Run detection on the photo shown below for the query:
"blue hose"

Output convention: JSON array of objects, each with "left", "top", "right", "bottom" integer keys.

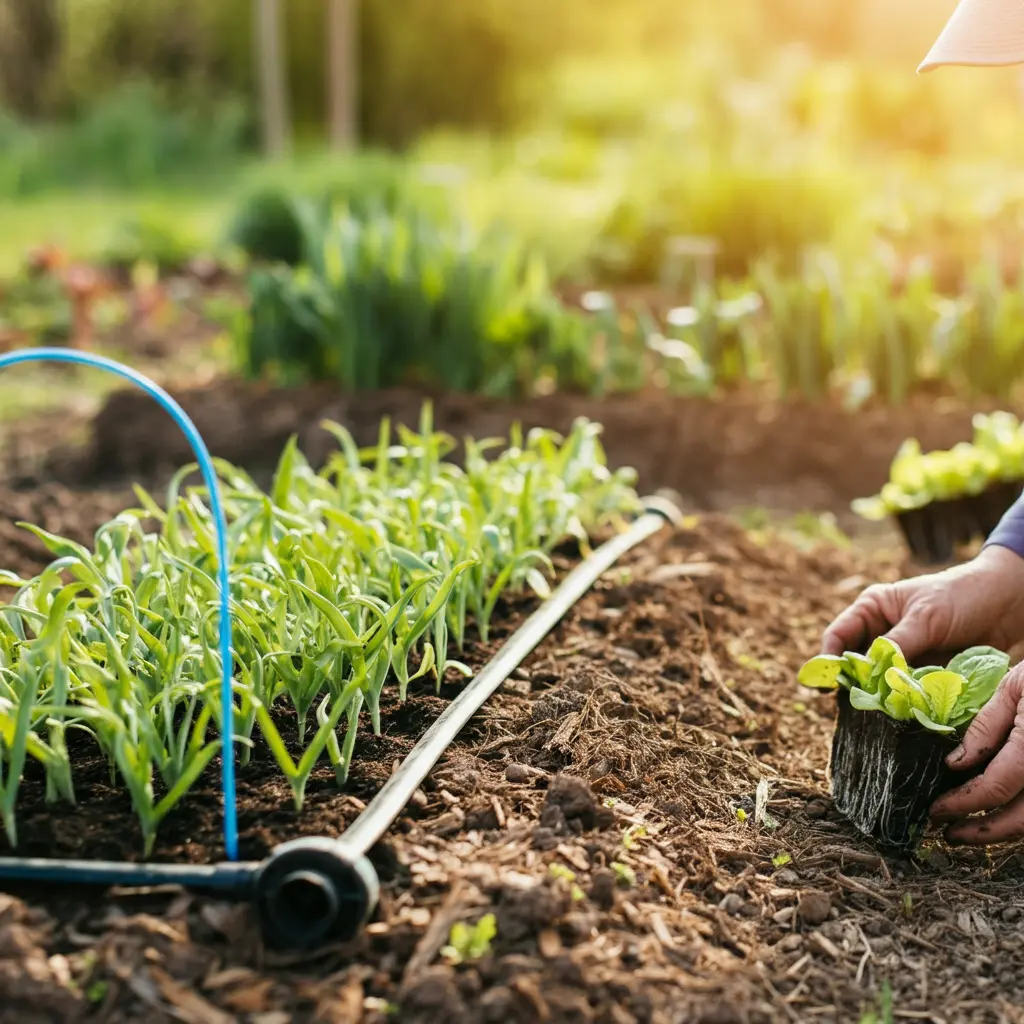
[{"left": 0, "top": 348, "right": 239, "bottom": 862}]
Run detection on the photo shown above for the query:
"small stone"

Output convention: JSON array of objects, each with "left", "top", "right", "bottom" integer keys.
[
  {"left": 862, "top": 917, "right": 895, "bottom": 937},
  {"left": 1002, "top": 907, "right": 1021, "bottom": 923},
  {"left": 531, "top": 827, "right": 559, "bottom": 851},
  {"left": 502, "top": 677, "right": 531, "bottom": 697},
  {"left": 718, "top": 893, "right": 745, "bottom": 916},
  {"left": 775, "top": 869, "right": 799, "bottom": 886},
  {"left": 778, "top": 934, "right": 803, "bottom": 953},
  {"left": 562, "top": 911, "right": 598, "bottom": 941},
  {"left": 773, "top": 907, "right": 795, "bottom": 925},
  {"left": 797, "top": 891, "right": 831, "bottom": 926},
  {"left": 464, "top": 806, "right": 500, "bottom": 831},
  {"left": 589, "top": 870, "right": 617, "bottom": 910},
  {"left": 538, "top": 929, "right": 562, "bottom": 958},
  {"left": 505, "top": 763, "right": 539, "bottom": 784}
]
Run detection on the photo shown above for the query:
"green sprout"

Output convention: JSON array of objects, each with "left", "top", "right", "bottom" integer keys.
[
  {"left": 854, "top": 412, "right": 1024, "bottom": 521},
  {"left": 441, "top": 913, "right": 497, "bottom": 964},
  {"left": 611, "top": 862, "right": 637, "bottom": 888},
  {"left": 622, "top": 824, "right": 647, "bottom": 850},
  {"left": 0, "top": 410, "right": 640, "bottom": 853}
]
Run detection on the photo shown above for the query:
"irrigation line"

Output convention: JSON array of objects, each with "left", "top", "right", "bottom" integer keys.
[
  {"left": 254, "top": 496, "right": 680, "bottom": 949},
  {"left": 342, "top": 496, "right": 680, "bottom": 856},
  {"left": 0, "top": 349, "right": 239, "bottom": 861},
  {"left": 0, "top": 475, "right": 679, "bottom": 949}
]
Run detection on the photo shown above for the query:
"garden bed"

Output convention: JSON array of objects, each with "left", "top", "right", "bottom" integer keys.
[
  {"left": 5, "top": 375, "right": 1019, "bottom": 535},
  {"left": 4, "top": 505, "right": 1024, "bottom": 1023}
]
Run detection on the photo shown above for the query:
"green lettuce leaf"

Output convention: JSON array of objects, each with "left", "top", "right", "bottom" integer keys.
[
  {"left": 798, "top": 654, "right": 847, "bottom": 690},
  {"left": 867, "top": 637, "right": 908, "bottom": 696},
  {"left": 946, "top": 646, "right": 1010, "bottom": 715},
  {"left": 842, "top": 652, "right": 874, "bottom": 689},
  {"left": 917, "top": 670, "right": 963, "bottom": 725},
  {"left": 884, "top": 667, "right": 930, "bottom": 715},
  {"left": 911, "top": 707, "right": 956, "bottom": 735},
  {"left": 849, "top": 687, "right": 885, "bottom": 712},
  {"left": 884, "top": 691, "right": 913, "bottom": 720}
]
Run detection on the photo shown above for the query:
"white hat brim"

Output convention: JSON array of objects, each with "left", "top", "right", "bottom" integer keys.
[{"left": 919, "top": 0, "right": 1024, "bottom": 73}]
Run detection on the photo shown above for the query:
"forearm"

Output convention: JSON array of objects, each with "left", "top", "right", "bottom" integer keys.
[{"left": 985, "top": 495, "right": 1024, "bottom": 561}]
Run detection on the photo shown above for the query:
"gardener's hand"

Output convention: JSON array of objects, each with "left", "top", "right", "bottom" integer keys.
[
  {"left": 821, "top": 545, "right": 1024, "bottom": 664},
  {"left": 931, "top": 663, "right": 1024, "bottom": 845}
]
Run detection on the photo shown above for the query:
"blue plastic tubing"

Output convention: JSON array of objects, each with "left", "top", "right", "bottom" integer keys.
[{"left": 0, "top": 349, "right": 239, "bottom": 861}]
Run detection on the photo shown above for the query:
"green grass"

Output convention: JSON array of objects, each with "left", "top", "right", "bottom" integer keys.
[{"left": 0, "top": 195, "right": 227, "bottom": 276}]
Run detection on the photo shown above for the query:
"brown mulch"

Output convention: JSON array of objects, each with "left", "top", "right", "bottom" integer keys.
[{"left": 3, "top": 512, "right": 1024, "bottom": 1023}]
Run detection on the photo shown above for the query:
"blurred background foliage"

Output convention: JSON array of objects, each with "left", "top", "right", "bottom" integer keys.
[{"left": 5, "top": 0, "right": 1024, "bottom": 406}]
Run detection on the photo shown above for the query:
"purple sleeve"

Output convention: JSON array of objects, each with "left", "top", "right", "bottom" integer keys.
[{"left": 985, "top": 496, "right": 1024, "bottom": 559}]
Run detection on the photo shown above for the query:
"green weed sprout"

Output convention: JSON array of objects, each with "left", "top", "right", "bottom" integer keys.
[{"left": 441, "top": 914, "right": 497, "bottom": 964}]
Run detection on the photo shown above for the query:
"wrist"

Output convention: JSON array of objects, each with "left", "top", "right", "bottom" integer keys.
[
  {"left": 976, "top": 545, "right": 1024, "bottom": 645},
  {"left": 976, "top": 543, "right": 1024, "bottom": 580}
]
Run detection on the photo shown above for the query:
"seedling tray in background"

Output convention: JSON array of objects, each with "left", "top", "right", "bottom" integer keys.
[{"left": 895, "top": 479, "right": 1023, "bottom": 564}]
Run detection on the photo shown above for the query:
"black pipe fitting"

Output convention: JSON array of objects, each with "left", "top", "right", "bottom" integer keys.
[{"left": 255, "top": 837, "right": 380, "bottom": 950}]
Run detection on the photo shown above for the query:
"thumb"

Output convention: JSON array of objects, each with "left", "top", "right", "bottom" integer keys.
[
  {"left": 949, "top": 664, "right": 1024, "bottom": 770},
  {"left": 881, "top": 609, "right": 933, "bottom": 664}
]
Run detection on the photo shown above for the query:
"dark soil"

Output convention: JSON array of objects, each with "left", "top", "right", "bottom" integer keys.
[
  {"left": 3, "top": 510, "right": 1024, "bottom": 1023},
  {"left": 3, "top": 377, "right": 1015, "bottom": 531}
]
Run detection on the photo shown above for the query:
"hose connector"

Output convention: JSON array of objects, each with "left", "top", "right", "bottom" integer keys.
[{"left": 255, "top": 837, "right": 380, "bottom": 950}]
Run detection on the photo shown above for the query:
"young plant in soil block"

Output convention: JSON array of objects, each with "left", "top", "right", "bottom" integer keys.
[{"left": 799, "top": 638, "right": 1010, "bottom": 851}]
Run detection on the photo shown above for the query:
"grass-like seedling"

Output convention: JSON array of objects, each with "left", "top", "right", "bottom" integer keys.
[{"left": 0, "top": 408, "right": 639, "bottom": 854}]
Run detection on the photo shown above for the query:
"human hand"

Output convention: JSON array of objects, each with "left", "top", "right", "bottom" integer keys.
[
  {"left": 822, "top": 545, "right": 1024, "bottom": 664},
  {"left": 931, "top": 663, "right": 1024, "bottom": 844}
]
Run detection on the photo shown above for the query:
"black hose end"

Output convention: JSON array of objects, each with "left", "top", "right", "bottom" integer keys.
[{"left": 255, "top": 837, "right": 379, "bottom": 950}]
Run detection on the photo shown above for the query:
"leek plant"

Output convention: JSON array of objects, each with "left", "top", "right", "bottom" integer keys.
[
  {"left": 237, "top": 208, "right": 598, "bottom": 397},
  {"left": 0, "top": 409, "right": 639, "bottom": 852}
]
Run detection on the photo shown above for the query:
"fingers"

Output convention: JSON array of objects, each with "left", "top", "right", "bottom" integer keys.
[
  {"left": 947, "top": 665, "right": 1024, "bottom": 770},
  {"left": 944, "top": 791, "right": 1024, "bottom": 846},
  {"left": 822, "top": 584, "right": 901, "bottom": 656},
  {"left": 881, "top": 613, "right": 934, "bottom": 664},
  {"left": 932, "top": 692, "right": 1024, "bottom": 824}
]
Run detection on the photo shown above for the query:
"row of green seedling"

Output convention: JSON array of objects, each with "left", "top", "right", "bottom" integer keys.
[
  {"left": 237, "top": 201, "right": 1024, "bottom": 405},
  {"left": 0, "top": 408, "right": 640, "bottom": 854}
]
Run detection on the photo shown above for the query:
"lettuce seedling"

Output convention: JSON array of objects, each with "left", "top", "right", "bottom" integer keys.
[
  {"left": 799, "top": 639, "right": 1008, "bottom": 734},
  {"left": 853, "top": 414, "right": 1024, "bottom": 523}
]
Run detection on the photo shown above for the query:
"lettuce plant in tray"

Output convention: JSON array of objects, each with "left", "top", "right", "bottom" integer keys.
[
  {"left": 800, "top": 637, "right": 1010, "bottom": 850},
  {"left": 853, "top": 413, "right": 1024, "bottom": 564}
]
